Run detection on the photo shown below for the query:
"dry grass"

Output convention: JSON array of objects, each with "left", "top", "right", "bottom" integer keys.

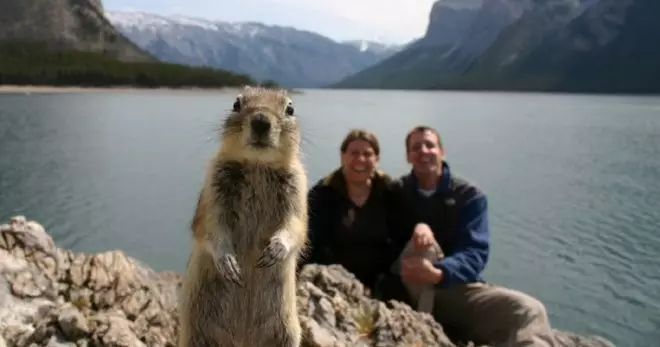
[
  {"left": 70, "top": 296, "right": 91, "bottom": 311},
  {"left": 353, "top": 301, "right": 378, "bottom": 339},
  {"left": 353, "top": 301, "right": 427, "bottom": 347}
]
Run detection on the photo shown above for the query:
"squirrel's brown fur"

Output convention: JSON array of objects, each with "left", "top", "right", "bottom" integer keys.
[{"left": 179, "top": 86, "right": 308, "bottom": 347}]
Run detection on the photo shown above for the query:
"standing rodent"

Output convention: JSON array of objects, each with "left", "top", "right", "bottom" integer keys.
[
  {"left": 178, "top": 86, "right": 309, "bottom": 347},
  {"left": 390, "top": 224, "right": 444, "bottom": 313}
]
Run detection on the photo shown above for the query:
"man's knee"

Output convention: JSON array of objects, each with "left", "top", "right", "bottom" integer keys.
[
  {"left": 462, "top": 285, "right": 555, "bottom": 346},
  {"left": 504, "top": 288, "right": 550, "bottom": 325}
]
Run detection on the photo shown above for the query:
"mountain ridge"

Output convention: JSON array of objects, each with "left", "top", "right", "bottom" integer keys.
[
  {"left": 331, "top": 0, "right": 525, "bottom": 89},
  {"left": 437, "top": 0, "right": 658, "bottom": 94},
  {"left": 331, "top": 0, "right": 659, "bottom": 94},
  {"left": 107, "top": 10, "right": 401, "bottom": 88}
]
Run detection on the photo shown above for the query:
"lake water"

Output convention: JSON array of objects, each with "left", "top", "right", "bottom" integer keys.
[{"left": 0, "top": 89, "right": 659, "bottom": 346}]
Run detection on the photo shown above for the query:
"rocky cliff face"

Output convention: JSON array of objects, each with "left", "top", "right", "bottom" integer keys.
[
  {"left": 0, "top": 216, "right": 616, "bottom": 347},
  {"left": 107, "top": 11, "right": 401, "bottom": 88},
  {"left": 336, "top": 0, "right": 659, "bottom": 93},
  {"left": 458, "top": 0, "right": 592, "bottom": 72},
  {"left": 331, "top": 0, "right": 524, "bottom": 89},
  {"left": 420, "top": 0, "right": 485, "bottom": 47},
  {"left": 333, "top": 0, "right": 660, "bottom": 93},
  {"left": 0, "top": 0, "right": 152, "bottom": 62},
  {"left": 441, "top": 0, "right": 659, "bottom": 93}
]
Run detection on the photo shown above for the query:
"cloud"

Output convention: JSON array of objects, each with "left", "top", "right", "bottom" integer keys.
[
  {"left": 104, "top": 0, "right": 436, "bottom": 43},
  {"left": 270, "top": 0, "right": 435, "bottom": 42},
  {"left": 277, "top": 0, "right": 434, "bottom": 29}
]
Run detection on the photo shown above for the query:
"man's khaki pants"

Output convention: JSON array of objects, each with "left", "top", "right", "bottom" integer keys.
[
  {"left": 393, "top": 238, "right": 558, "bottom": 347},
  {"left": 430, "top": 282, "right": 558, "bottom": 347}
]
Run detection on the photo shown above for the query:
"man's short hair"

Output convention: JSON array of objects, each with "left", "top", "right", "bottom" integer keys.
[
  {"left": 340, "top": 129, "right": 381, "bottom": 156},
  {"left": 405, "top": 125, "right": 443, "bottom": 152}
]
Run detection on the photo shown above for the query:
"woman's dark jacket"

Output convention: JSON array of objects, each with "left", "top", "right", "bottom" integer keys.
[{"left": 300, "top": 168, "right": 407, "bottom": 295}]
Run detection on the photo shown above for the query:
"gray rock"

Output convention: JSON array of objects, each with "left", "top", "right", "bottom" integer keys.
[
  {"left": 57, "top": 304, "right": 90, "bottom": 340},
  {"left": 0, "top": 216, "right": 615, "bottom": 347}
]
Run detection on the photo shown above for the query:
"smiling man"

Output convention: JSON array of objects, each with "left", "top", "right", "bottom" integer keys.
[{"left": 389, "top": 125, "right": 559, "bottom": 347}]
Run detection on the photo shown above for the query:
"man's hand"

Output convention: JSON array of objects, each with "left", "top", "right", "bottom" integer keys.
[
  {"left": 401, "top": 256, "right": 443, "bottom": 285},
  {"left": 412, "top": 223, "right": 435, "bottom": 251}
]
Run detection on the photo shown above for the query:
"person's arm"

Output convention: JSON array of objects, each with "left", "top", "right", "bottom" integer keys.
[
  {"left": 302, "top": 184, "right": 335, "bottom": 266},
  {"left": 433, "top": 193, "right": 490, "bottom": 288},
  {"left": 383, "top": 180, "right": 415, "bottom": 268}
]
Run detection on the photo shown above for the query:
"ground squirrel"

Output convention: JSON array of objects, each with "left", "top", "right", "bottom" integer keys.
[{"left": 178, "top": 86, "right": 308, "bottom": 347}]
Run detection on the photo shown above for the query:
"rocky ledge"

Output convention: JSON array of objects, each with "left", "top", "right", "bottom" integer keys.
[{"left": 0, "top": 216, "right": 614, "bottom": 347}]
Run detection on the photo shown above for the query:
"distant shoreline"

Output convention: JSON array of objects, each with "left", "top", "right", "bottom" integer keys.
[
  {"left": 0, "top": 84, "right": 244, "bottom": 94},
  {"left": 0, "top": 85, "right": 303, "bottom": 95}
]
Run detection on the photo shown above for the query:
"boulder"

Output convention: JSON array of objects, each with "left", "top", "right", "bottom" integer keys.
[{"left": 0, "top": 216, "right": 614, "bottom": 347}]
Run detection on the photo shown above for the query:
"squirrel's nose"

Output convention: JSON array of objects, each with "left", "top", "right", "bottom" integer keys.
[{"left": 250, "top": 114, "right": 271, "bottom": 136}]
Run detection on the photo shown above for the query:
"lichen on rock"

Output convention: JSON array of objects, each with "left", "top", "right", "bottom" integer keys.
[{"left": 1, "top": 216, "right": 615, "bottom": 347}]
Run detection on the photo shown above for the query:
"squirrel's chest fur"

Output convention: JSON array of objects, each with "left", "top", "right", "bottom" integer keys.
[{"left": 211, "top": 160, "right": 300, "bottom": 249}]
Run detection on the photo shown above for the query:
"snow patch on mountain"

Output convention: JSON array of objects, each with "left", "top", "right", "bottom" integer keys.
[{"left": 106, "top": 10, "right": 402, "bottom": 87}]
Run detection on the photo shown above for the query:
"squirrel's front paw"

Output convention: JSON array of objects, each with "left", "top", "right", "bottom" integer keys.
[
  {"left": 256, "top": 236, "right": 288, "bottom": 268},
  {"left": 214, "top": 253, "right": 244, "bottom": 286}
]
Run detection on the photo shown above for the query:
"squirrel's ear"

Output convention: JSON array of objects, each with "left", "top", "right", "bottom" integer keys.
[{"left": 233, "top": 95, "right": 242, "bottom": 112}]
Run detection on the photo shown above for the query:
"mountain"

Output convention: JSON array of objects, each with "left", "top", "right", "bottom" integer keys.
[
  {"left": 0, "top": 0, "right": 152, "bottom": 62},
  {"left": 333, "top": 0, "right": 659, "bottom": 94},
  {"left": 452, "top": 0, "right": 596, "bottom": 71},
  {"left": 0, "top": 0, "right": 256, "bottom": 89},
  {"left": 442, "top": 0, "right": 659, "bottom": 93},
  {"left": 332, "top": 0, "right": 527, "bottom": 89},
  {"left": 106, "top": 11, "right": 401, "bottom": 88}
]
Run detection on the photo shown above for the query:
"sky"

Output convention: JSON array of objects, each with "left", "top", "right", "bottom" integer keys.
[{"left": 104, "top": 0, "right": 437, "bottom": 44}]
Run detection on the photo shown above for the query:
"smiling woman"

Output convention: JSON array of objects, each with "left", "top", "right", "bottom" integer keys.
[
  {"left": 301, "top": 129, "right": 405, "bottom": 299},
  {"left": 339, "top": 129, "right": 381, "bottom": 205}
]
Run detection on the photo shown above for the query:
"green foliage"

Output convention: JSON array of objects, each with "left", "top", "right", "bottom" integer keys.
[{"left": 0, "top": 41, "right": 256, "bottom": 88}]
